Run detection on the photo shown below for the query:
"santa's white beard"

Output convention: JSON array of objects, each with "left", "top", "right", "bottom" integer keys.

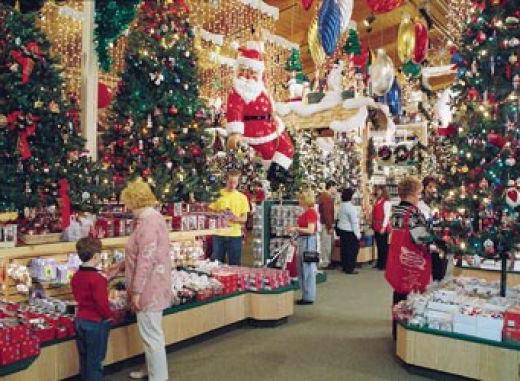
[{"left": 233, "top": 76, "right": 265, "bottom": 104}]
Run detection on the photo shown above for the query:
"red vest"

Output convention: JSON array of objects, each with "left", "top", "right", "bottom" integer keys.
[{"left": 372, "top": 197, "right": 390, "bottom": 233}]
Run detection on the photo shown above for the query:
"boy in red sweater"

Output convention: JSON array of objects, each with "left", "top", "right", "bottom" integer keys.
[{"left": 71, "top": 237, "right": 112, "bottom": 381}]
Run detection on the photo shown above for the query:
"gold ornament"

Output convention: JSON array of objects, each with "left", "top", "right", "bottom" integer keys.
[
  {"left": 397, "top": 14, "right": 416, "bottom": 63},
  {"left": 308, "top": 17, "right": 325, "bottom": 67},
  {"left": 0, "top": 114, "right": 6, "bottom": 128},
  {"left": 34, "top": 100, "right": 44, "bottom": 109}
]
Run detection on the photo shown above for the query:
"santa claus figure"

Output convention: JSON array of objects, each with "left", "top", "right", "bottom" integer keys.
[{"left": 226, "top": 41, "right": 294, "bottom": 183}]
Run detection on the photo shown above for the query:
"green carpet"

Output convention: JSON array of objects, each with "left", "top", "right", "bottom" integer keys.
[{"left": 107, "top": 269, "right": 466, "bottom": 381}]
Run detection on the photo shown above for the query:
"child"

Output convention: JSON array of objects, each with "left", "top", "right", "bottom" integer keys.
[{"left": 71, "top": 237, "right": 112, "bottom": 381}]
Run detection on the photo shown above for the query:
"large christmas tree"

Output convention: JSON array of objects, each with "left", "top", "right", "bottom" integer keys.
[
  {"left": 435, "top": 0, "right": 519, "bottom": 293},
  {"left": 0, "top": 5, "right": 110, "bottom": 214},
  {"left": 102, "top": 0, "right": 217, "bottom": 202}
]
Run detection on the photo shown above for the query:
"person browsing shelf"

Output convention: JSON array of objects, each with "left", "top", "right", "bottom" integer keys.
[{"left": 336, "top": 188, "right": 362, "bottom": 275}]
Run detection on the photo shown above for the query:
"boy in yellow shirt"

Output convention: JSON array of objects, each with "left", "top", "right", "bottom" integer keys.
[{"left": 209, "top": 170, "right": 250, "bottom": 265}]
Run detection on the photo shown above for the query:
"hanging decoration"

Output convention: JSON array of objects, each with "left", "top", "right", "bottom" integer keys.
[
  {"left": 370, "top": 49, "right": 395, "bottom": 96},
  {"left": 352, "top": 46, "right": 370, "bottom": 68},
  {"left": 318, "top": 0, "right": 341, "bottom": 56},
  {"left": 386, "top": 78, "right": 402, "bottom": 116},
  {"left": 301, "top": 0, "right": 314, "bottom": 11},
  {"left": 397, "top": 14, "right": 415, "bottom": 63},
  {"left": 308, "top": 17, "right": 326, "bottom": 66},
  {"left": 94, "top": 0, "right": 140, "bottom": 72},
  {"left": 365, "top": 0, "right": 404, "bottom": 14},
  {"left": 336, "top": 0, "right": 354, "bottom": 32},
  {"left": 6, "top": 111, "right": 40, "bottom": 160},
  {"left": 343, "top": 28, "right": 361, "bottom": 55},
  {"left": 402, "top": 60, "right": 422, "bottom": 77},
  {"left": 412, "top": 18, "right": 428, "bottom": 64},
  {"left": 9, "top": 41, "right": 43, "bottom": 84},
  {"left": 97, "top": 82, "right": 113, "bottom": 109}
]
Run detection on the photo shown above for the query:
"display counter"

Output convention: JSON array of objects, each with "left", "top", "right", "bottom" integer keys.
[
  {"left": 453, "top": 265, "right": 520, "bottom": 287},
  {"left": 396, "top": 323, "right": 520, "bottom": 381}
]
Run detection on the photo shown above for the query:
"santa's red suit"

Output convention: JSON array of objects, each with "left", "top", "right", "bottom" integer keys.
[{"left": 226, "top": 42, "right": 294, "bottom": 171}]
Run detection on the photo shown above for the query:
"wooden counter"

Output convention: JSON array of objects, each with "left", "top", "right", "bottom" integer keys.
[
  {"left": 0, "top": 288, "right": 295, "bottom": 381},
  {"left": 397, "top": 324, "right": 520, "bottom": 381},
  {"left": 452, "top": 266, "right": 520, "bottom": 287}
]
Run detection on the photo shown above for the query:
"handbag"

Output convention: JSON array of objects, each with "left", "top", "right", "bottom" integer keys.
[
  {"left": 303, "top": 235, "right": 320, "bottom": 263},
  {"left": 385, "top": 208, "right": 431, "bottom": 294}
]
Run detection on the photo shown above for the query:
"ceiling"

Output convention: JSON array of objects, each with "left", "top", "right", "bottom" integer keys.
[{"left": 264, "top": 0, "right": 451, "bottom": 74}]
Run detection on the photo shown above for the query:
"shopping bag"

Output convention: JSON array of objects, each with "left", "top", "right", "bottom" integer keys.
[{"left": 385, "top": 209, "right": 431, "bottom": 294}]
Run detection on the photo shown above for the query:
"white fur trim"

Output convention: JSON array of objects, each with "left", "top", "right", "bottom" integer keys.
[
  {"left": 272, "top": 152, "right": 292, "bottom": 170},
  {"left": 227, "top": 121, "right": 244, "bottom": 135},
  {"left": 243, "top": 129, "right": 280, "bottom": 145},
  {"left": 274, "top": 115, "right": 285, "bottom": 134},
  {"left": 236, "top": 56, "right": 265, "bottom": 72},
  {"left": 246, "top": 41, "right": 265, "bottom": 53}
]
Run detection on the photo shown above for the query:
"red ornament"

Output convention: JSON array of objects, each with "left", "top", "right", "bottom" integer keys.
[
  {"left": 365, "top": 0, "right": 404, "bottom": 14},
  {"left": 190, "top": 145, "right": 202, "bottom": 157},
  {"left": 142, "top": 168, "right": 152, "bottom": 177},
  {"left": 475, "top": 31, "right": 487, "bottom": 44},
  {"left": 130, "top": 146, "right": 142, "bottom": 155},
  {"left": 113, "top": 123, "right": 123, "bottom": 132},
  {"left": 98, "top": 82, "right": 113, "bottom": 109},
  {"left": 412, "top": 20, "right": 428, "bottom": 64},
  {"left": 116, "top": 138, "right": 125, "bottom": 148},
  {"left": 467, "top": 88, "right": 480, "bottom": 101},
  {"left": 6, "top": 111, "right": 40, "bottom": 160},
  {"left": 9, "top": 41, "right": 43, "bottom": 84},
  {"left": 487, "top": 132, "right": 506, "bottom": 148},
  {"left": 168, "top": 106, "right": 178, "bottom": 115},
  {"left": 300, "top": 0, "right": 313, "bottom": 10},
  {"left": 176, "top": 147, "right": 186, "bottom": 157},
  {"left": 352, "top": 46, "right": 369, "bottom": 68},
  {"left": 113, "top": 173, "right": 125, "bottom": 185}
]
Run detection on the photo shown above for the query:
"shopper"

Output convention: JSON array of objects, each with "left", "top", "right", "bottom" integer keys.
[
  {"left": 418, "top": 176, "right": 447, "bottom": 281},
  {"left": 336, "top": 188, "right": 361, "bottom": 274},
  {"left": 71, "top": 237, "right": 112, "bottom": 381},
  {"left": 289, "top": 189, "right": 319, "bottom": 305},
  {"left": 121, "top": 178, "right": 172, "bottom": 381},
  {"left": 386, "top": 177, "right": 431, "bottom": 340},
  {"left": 372, "top": 184, "right": 391, "bottom": 270},
  {"left": 209, "top": 169, "right": 250, "bottom": 265},
  {"left": 318, "top": 180, "right": 338, "bottom": 269}
]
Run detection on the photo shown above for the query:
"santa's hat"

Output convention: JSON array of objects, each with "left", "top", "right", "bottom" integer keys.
[{"left": 236, "top": 41, "right": 265, "bottom": 72}]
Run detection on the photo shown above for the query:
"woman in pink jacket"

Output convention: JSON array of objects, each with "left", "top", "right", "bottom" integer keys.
[{"left": 120, "top": 178, "right": 172, "bottom": 381}]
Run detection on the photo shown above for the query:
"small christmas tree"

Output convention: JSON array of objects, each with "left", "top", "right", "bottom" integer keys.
[
  {"left": 102, "top": 0, "right": 218, "bottom": 203},
  {"left": 343, "top": 28, "right": 361, "bottom": 56},
  {"left": 285, "top": 48, "right": 307, "bottom": 83},
  {"left": 0, "top": 5, "right": 110, "bottom": 215}
]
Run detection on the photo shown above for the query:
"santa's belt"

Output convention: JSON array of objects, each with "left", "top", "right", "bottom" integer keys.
[{"left": 244, "top": 115, "right": 272, "bottom": 121}]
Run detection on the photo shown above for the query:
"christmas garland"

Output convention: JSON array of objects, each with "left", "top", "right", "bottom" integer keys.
[{"left": 94, "top": 0, "right": 140, "bottom": 72}]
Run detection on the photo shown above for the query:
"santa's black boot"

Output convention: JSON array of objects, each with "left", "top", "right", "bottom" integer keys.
[{"left": 267, "top": 163, "right": 293, "bottom": 189}]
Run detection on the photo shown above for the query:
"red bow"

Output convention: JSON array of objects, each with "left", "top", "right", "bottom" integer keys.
[
  {"left": 58, "top": 179, "right": 72, "bottom": 230},
  {"left": 10, "top": 42, "right": 43, "bottom": 84},
  {"left": 7, "top": 111, "right": 40, "bottom": 160}
]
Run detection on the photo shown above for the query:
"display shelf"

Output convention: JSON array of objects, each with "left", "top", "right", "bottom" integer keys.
[
  {"left": 0, "top": 288, "right": 295, "bottom": 381},
  {"left": 453, "top": 265, "right": 520, "bottom": 287},
  {"left": 0, "top": 228, "right": 233, "bottom": 260},
  {"left": 396, "top": 323, "right": 520, "bottom": 381}
]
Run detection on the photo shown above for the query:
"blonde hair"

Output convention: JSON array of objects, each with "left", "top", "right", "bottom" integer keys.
[
  {"left": 121, "top": 178, "right": 158, "bottom": 210},
  {"left": 398, "top": 177, "right": 422, "bottom": 200},
  {"left": 299, "top": 189, "right": 316, "bottom": 207}
]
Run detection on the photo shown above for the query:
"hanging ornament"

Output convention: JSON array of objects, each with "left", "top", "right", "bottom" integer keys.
[
  {"left": 483, "top": 239, "right": 495, "bottom": 255},
  {"left": 336, "top": 0, "right": 354, "bottom": 32},
  {"left": 467, "top": 87, "right": 480, "bottom": 101},
  {"left": 369, "top": 49, "right": 395, "bottom": 96},
  {"left": 319, "top": 0, "right": 341, "bottom": 56},
  {"left": 402, "top": 60, "right": 422, "bottom": 77},
  {"left": 301, "top": 0, "right": 314, "bottom": 10},
  {"left": 412, "top": 19, "right": 428, "bottom": 64},
  {"left": 397, "top": 14, "right": 415, "bottom": 63},
  {"left": 149, "top": 71, "right": 164, "bottom": 86},
  {"left": 394, "top": 145, "right": 409, "bottom": 163},
  {"left": 190, "top": 145, "right": 202, "bottom": 157},
  {"left": 506, "top": 187, "right": 520, "bottom": 208},
  {"left": 365, "top": 0, "right": 403, "bottom": 14},
  {"left": 475, "top": 31, "right": 487, "bottom": 44},
  {"left": 386, "top": 78, "right": 402, "bottom": 116},
  {"left": 352, "top": 46, "right": 369, "bottom": 68},
  {"left": 168, "top": 106, "right": 178, "bottom": 115},
  {"left": 97, "top": 82, "right": 113, "bottom": 109},
  {"left": 308, "top": 17, "right": 326, "bottom": 66},
  {"left": 506, "top": 157, "right": 516, "bottom": 167},
  {"left": 377, "top": 145, "right": 392, "bottom": 161},
  {"left": 487, "top": 132, "right": 506, "bottom": 148}
]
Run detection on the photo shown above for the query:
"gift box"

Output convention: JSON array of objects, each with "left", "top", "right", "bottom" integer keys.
[
  {"left": 504, "top": 308, "right": 520, "bottom": 329},
  {"left": 7, "top": 324, "right": 30, "bottom": 344},
  {"left": 0, "top": 345, "right": 19, "bottom": 366},
  {"left": 33, "top": 325, "right": 56, "bottom": 343},
  {"left": 503, "top": 327, "right": 520, "bottom": 341},
  {"left": 19, "top": 337, "right": 40, "bottom": 359}
]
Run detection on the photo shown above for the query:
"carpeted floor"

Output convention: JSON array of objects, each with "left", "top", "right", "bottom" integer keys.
[{"left": 107, "top": 268, "right": 466, "bottom": 381}]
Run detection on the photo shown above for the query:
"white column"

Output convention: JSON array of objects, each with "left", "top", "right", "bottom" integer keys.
[{"left": 80, "top": 0, "right": 98, "bottom": 160}]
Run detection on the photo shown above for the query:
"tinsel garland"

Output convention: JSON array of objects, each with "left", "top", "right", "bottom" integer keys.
[{"left": 94, "top": 0, "right": 140, "bottom": 72}]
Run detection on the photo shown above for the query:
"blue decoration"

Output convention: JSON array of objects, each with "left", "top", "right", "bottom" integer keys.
[
  {"left": 457, "top": 67, "right": 466, "bottom": 79},
  {"left": 451, "top": 52, "right": 464, "bottom": 66},
  {"left": 319, "top": 0, "right": 341, "bottom": 56},
  {"left": 377, "top": 78, "right": 401, "bottom": 116}
]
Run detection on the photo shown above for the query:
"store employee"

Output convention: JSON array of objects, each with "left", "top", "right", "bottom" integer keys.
[{"left": 209, "top": 169, "right": 250, "bottom": 265}]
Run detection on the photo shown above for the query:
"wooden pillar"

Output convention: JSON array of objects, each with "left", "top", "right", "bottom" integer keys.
[{"left": 80, "top": 0, "right": 98, "bottom": 160}]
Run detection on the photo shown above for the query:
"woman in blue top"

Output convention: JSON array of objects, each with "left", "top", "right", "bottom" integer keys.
[{"left": 336, "top": 188, "right": 361, "bottom": 274}]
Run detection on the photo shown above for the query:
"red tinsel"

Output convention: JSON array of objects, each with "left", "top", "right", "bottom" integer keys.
[
  {"left": 9, "top": 42, "right": 43, "bottom": 84},
  {"left": 7, "top": 111, "right": 40, "bottom": 160}
]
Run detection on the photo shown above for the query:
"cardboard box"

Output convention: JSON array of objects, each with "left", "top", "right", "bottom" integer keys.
[
  {"left": 477, "top": 315, "right": 504, "bottom": 332},
  {"left": 504, "top": 308, "right": 520, "bottom": 329},
  {"left": 453, "top": 322, "right": 478, "bottom": 337}
]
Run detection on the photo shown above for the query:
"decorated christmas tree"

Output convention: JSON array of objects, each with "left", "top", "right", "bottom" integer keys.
[
  {"left": 101, "top": 0, "right": 217, "bottom": 203},
  {"left": 343, "top": 28, "right": 361, "bottom": 55},
  {"left": 285, "top": 48, "right": 307, "bottom": 83},
  {"left": 434, "top": 0, "right": 519, "bottom": 295},
  {"left": 0, "top": 5, "right": 110, "bottom": 216}
]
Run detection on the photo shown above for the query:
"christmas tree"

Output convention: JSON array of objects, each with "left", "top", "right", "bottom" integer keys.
[
  {"left": 343, "top": 28, "right": 361, "bottom": 55},
  {"left": 434, "top": 0, "right": 519, "bottom": 295},
  {"left": 285, "top": 48, "right": 307, "bottom": 83},
  {"left": 101, "top": 0, "right": 217, "bottom": 203},
  {"left": 0, "top": 5, "right": 110, "bottom": 215}
]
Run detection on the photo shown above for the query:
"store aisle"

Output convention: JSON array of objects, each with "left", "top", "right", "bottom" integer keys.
[{"left": 107, "top": 269, "right": 463, "bottom": 381}]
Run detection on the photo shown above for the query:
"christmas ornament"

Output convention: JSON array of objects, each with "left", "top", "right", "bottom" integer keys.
[
  {"left": 319, "top": 0, "right": 342, "bottom": 56},
  {"left": 483, "top": 239, "right": 495, "bottom": 255},
  {"left": 386, "top": 78, "right": 402, "bottom": 116},
  {"left": 369, "top": 49, "right": 395, "bottom": 96},
  {"left": 402, "top": 60, "right": 422, "bottom": 77},
  {"left": 377, "top": 145, "right": 392, "bottom": 161},
  {"left": 397, "top": 14, "right": 415, "bottom": 63},
  {"left": 487, "top": 132, "right": 506, "bottom": 148},
  {"left": 352, "top": 46, "right": 369, "bottom": 68},
  {"left": 301, "top": 0, "right": 313, "bottom": 10},
  {"left": 506, "top": 185, "right": 520, "bottom": 208},
  {"left": 343, "top": 28, "right": 361, "bottom": 55},
  {"left": 365, "top": 0, "right": 403, "bottom": 14},
  {"left": 168, "top": 106, "right": 178, "bottom": 115},
  {"left": 506, "top": 158, "right": 516, "bottom": 167},
  {"left": 190, "top": 145, "right": 202, "bottom": 157},
  {"left": 9, "top": 41, "right": 43, "bottom": 84},
  {"left": 150, "top": 71, "right": 164, "bottom": 86},
  {"left": 412, "top": 19, "right": 428, "bottom": 64},
  {"left": 475, "top": 31, "right": 486, "bottom": 44},
  {"left": 336, "top": 0, "right": 354, "bottom": 32},
  {"left": 308, "top": 17, "right": 326, "bottom": 66},
  {"left": 7, "top": 111, "right": 40, "bottom": 160},
  {"left": 394, "top": 145, "right": 409, "bottom": 163},
  {"left": 467, "top": 88, "right": 480, "bottom": 101},
  {"left": 98, "top": 82, "right": 113, "bottom": 109}
]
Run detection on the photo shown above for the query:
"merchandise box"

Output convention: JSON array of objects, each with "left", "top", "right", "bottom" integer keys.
[
  {"left": 453, "top": 312, "right": 478, "bottom": 327},
  {"left": 476, "top": 315, "right": 504, "bottom": 332},
  {"left": 503, "top": 327, "right": 520, "bottom": 342},
  {"left": 453, "top": 322, "right": 478, "bottom": 337},
  {"left": 504, "top": 308, "right": 520, "bottom": 329},
  {"left": 427, "top": 301, "right": 459, "bottom": 314},
  {"left": 474, "top": 328, "right": 502, "bottom": 342},
  {"left": 425, "top": 309, "right": 453, "bottom": 322}
]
